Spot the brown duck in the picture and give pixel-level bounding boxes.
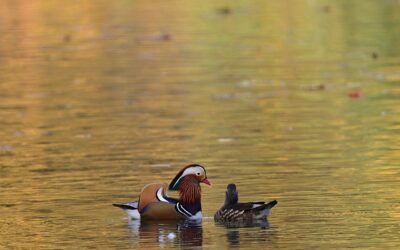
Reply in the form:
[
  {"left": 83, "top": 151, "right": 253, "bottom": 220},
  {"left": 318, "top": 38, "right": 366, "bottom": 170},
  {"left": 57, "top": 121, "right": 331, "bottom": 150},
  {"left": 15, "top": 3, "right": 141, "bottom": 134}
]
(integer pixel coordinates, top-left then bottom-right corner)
[
  {"left": 214, "top": 184, "right": 277, "bottom": 221},
  {"left": 113, "top": 164, "right": 210, "bottom": 220}
]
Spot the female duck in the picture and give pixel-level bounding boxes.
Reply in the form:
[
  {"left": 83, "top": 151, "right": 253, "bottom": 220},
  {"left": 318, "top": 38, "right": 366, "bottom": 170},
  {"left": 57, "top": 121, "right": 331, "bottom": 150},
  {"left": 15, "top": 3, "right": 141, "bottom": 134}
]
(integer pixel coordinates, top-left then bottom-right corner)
[{"left": 214, "top": 184, "right": 277, "bottom": 221}]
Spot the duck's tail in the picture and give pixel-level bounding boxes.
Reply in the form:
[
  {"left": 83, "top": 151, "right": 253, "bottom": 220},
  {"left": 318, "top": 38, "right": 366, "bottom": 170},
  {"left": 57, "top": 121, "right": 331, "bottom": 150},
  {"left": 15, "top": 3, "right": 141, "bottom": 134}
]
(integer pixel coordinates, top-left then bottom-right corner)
[
  {"left": 265, "top": 200, "right": 278, "bottom": 209},
  {"left": 253, "top": 200, "right": 278, "bottom": 219},
  {"left": 113, "top": 201, "right": 138, "bottom": 210},
  {"left": 113, "top": 201, "right": 140, "bottom": 219}
]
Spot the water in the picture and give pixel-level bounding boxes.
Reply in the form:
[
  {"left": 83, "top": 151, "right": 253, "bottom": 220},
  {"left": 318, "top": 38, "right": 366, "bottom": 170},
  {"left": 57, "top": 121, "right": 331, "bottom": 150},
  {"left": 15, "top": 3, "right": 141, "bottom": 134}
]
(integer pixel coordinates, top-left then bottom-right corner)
[{"left": 1, "top": 1, "right": 400, "bottom": 249}]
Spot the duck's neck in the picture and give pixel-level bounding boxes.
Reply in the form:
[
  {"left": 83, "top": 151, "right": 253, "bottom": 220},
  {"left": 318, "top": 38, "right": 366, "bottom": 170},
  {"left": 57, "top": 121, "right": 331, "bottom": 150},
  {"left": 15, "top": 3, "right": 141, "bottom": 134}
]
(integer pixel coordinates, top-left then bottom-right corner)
[
  {"left": 179, "top": 176, "right": 201, "bottom": 205},
  {"left": 225, "top": 190, "right": 238, "bottom": 205}
]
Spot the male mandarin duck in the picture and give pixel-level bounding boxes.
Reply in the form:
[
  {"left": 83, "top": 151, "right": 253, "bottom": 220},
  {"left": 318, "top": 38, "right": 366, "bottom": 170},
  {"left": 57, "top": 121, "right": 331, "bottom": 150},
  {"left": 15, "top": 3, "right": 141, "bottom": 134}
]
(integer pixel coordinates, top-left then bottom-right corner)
[
  {"left": 113, "top": 164, "right": 210, "bottom": 220},
  {"left": 214, "top": 184, "right": 277, "bottom": 222}
]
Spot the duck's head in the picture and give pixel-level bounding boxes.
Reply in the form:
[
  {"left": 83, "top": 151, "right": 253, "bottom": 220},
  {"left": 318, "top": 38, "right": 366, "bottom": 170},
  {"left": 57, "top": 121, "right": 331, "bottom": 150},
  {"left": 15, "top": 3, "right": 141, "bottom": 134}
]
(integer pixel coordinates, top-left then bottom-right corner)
[
  {"left": 169, "top": 164, "right": 211, "bottom": 191},
  {"left": 225, "top": 183, "right": 238, "bottom": 205}
]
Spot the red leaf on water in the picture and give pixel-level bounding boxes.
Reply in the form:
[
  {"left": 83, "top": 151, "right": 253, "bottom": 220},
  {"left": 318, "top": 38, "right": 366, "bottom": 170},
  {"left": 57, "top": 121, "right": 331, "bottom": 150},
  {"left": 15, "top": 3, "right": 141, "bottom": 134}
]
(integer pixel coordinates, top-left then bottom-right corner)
[{"left": 348, "top": 91, "right": 362, "bottom": 98}]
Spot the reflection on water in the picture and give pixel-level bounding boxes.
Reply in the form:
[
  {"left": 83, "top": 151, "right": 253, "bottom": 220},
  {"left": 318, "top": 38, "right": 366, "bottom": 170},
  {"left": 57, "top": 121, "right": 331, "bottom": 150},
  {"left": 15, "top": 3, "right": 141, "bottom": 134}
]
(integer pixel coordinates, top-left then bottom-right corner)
[
  {"left": 124, "top": 219, "right": 274, "bottom": 249},
  {"left": 215, "top": 219, "right": 270, "bottom": 229},
  {"left": 1, "top": 0, "right": 400, "bottom": 249},
  {"left": 127, "top": 220, "right": 203, "bottom": 249},
  {"left": 218, "top": 222, "right": 278, "bottom": 249},
  {"left": 215, "top": 219, "right": 274, "bottom": 248}
]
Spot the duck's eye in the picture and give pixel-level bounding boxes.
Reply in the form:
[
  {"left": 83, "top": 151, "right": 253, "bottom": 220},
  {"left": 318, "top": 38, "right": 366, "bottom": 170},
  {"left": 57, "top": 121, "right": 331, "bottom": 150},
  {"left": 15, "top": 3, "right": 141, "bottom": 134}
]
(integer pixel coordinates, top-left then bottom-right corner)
[{"left": 196, "top": 172, "right": 201, "bottom": 176}]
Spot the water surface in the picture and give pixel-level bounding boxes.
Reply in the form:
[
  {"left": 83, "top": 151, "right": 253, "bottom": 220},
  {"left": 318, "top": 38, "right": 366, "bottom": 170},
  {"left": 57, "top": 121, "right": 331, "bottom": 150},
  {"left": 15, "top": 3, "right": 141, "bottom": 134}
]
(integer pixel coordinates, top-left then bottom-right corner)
[{"left": 1, "top": 1, "right": 400, "bottom": 249}]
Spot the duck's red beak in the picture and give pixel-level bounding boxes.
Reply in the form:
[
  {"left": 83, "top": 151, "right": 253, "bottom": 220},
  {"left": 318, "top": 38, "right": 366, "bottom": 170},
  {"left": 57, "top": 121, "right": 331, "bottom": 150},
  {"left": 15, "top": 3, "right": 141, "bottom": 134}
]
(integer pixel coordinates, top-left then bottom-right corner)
[{"left": 202, "top": 177, "right": 211, "bottom": 186}]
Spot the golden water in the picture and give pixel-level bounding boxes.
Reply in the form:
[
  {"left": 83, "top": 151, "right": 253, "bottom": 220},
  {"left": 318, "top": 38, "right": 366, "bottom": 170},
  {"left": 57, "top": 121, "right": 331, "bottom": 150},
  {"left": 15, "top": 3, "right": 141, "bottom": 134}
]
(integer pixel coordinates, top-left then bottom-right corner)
[{"left": 1, "top": 1, "right": 400, "bottom": 249}]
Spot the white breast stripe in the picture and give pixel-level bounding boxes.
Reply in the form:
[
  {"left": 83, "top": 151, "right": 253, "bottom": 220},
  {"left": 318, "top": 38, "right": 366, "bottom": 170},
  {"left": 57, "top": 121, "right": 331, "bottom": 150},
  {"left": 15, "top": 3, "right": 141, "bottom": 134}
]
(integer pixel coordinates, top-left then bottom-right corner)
[
  {"left": 175, "top": 203, "right": 183, "bottom": 215},
  {"left": 176, "top": 203, "right": 192, "bottom": 217},
  {"left": 156, "top": 188, "right": 169, "bottom": 203},
  {"left": 176, "top": 205, "right": 187, "bottom": 217},
  {"left": 178, "top": 204, "right": 193, "bottom": 217}
]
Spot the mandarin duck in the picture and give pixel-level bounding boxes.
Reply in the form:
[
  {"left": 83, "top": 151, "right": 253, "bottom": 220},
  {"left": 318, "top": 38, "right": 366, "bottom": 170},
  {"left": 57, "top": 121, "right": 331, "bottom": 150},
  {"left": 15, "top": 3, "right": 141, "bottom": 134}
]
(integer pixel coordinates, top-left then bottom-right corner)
[
  {"left": 214, "top": 184, "right": 277, "bottom": 222},
  {"left": 113, "top": 164, "right": 210, "bottom": 220}
]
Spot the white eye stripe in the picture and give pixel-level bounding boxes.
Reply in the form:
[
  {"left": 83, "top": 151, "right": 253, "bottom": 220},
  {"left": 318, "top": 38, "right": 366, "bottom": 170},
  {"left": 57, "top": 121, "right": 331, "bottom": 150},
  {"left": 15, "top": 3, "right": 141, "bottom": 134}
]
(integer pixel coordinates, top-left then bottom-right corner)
[
  {"left": 181, "top": 167, "right": 204, "bottom": 178},
  {"left": 172, "top": 166, "right": 205, "bottom": 188}
]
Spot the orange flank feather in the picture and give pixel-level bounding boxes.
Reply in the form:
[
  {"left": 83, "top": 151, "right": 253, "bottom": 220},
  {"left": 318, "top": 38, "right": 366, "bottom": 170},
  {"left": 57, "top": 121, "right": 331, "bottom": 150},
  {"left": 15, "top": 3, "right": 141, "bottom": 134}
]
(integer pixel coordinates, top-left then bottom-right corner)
[
  {"left": 138, "top": 183, "right": 168, "bottom": 213},
  {"left": 141, "top": 202, "right": 184, "bottom": 220}
]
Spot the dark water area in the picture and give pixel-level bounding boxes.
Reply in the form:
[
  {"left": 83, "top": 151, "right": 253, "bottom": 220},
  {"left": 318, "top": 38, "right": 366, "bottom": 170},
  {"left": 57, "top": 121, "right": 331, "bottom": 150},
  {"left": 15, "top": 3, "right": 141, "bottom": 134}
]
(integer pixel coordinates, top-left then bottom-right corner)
[{"left": 1, "top": 1, "right": 400, "bottom": 249}]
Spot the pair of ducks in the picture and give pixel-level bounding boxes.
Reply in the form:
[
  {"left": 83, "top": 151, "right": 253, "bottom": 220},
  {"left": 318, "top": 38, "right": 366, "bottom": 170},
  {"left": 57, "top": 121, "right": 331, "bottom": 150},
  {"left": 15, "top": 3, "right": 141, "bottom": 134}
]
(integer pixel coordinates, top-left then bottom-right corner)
[{"left": 114, "top": 164, "right": 277, "bottom": 222}]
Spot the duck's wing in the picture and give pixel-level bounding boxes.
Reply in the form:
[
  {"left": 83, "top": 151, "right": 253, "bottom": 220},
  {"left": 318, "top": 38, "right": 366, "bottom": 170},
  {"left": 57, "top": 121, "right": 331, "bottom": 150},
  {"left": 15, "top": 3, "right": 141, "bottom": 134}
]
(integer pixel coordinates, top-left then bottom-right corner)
[
  {"left": 138, "top": 183, "right": 177, "bottom": 212},
  {"left": 215, "top": 200, "right": 278, "bottom": 221},
  {"left": 229, "top": 202, "right": 263, "bottom": 211},
  {"left": 231, "top": 200, "right": 277, "bottom": 212},
  {"left": 138, "top": 183, "right": 187, "bottom": 220}
]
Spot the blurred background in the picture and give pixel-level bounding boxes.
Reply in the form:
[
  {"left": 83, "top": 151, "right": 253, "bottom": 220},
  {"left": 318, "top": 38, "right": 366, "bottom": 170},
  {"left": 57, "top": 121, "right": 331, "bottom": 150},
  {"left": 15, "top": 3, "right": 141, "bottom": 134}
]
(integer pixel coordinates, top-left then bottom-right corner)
[{"left": 1, "top": 0, "right": 399, "bottom": 249}]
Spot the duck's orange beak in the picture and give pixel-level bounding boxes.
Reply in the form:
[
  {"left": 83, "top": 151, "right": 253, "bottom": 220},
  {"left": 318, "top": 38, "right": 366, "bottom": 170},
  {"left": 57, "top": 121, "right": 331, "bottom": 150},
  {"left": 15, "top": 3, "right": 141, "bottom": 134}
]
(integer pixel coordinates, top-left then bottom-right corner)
[{"left": 202, "top": 177, "right": 211, "bottom": 186}]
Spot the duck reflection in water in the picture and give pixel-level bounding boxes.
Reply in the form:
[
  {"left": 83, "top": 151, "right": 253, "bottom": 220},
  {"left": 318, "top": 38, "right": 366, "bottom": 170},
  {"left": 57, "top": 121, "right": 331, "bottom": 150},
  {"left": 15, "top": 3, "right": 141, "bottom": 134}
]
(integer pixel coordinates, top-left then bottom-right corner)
[
  {"left": 217, "top": 220, "right": 276, "bottom": 248},
  {"left": 216, "top": 218, "right": 270, "bottom": 229},
  {"left": 127, "top": 219, "right": 203, "bottom": 248},
  {"left": 216, "top": 217, "right": 271, "bottom": 246}
]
